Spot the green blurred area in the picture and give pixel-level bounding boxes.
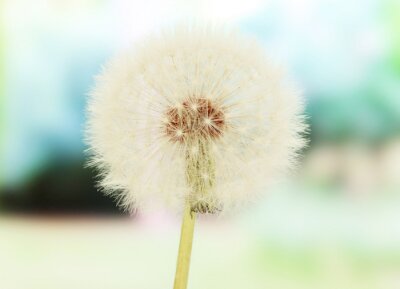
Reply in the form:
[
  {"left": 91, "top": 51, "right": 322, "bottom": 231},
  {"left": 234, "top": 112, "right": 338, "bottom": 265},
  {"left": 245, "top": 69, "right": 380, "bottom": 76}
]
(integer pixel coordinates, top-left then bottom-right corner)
[{"left": 2, "top": 188, "right": 400, "bottom": 289}]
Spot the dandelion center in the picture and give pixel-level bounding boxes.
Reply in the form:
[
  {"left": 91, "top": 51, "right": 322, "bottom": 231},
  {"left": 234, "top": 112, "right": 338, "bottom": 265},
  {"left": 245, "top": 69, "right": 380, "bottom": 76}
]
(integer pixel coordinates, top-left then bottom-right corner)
[{"left": 164, "top": 98, "right": 225, "bottom": 143}]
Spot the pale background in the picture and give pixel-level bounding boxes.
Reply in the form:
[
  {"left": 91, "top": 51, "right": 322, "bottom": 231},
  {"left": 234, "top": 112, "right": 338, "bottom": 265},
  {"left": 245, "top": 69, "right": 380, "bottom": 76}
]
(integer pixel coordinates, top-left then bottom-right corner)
[{"left": 1, "top": 0, "right": 400, "bottom": 288}]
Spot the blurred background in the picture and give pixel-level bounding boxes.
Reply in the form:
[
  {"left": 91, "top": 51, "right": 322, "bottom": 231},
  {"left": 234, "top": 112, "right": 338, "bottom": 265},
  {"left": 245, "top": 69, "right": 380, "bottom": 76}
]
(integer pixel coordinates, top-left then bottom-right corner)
[{"left": 1, "top": 0, "right": 400, "bottom": 288}]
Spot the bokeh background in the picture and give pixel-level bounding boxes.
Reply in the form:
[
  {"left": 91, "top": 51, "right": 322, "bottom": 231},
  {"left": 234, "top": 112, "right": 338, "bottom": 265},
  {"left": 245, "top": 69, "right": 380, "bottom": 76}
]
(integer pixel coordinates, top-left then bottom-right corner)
[{"left": 1, "top": 0, "right": 400, "bottom": 288}]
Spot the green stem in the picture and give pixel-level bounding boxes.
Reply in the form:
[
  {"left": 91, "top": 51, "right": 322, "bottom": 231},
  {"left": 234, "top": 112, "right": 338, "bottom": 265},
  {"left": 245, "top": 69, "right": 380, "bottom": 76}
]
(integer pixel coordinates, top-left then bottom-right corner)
[{"left": 173, "top": 204, "right": 196, "bottom": 289}]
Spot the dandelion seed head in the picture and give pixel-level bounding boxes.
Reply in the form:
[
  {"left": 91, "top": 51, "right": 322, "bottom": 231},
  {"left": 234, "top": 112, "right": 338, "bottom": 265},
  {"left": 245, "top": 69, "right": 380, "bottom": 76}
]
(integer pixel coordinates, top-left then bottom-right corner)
[{"left": 86, "top": 26, "right": 307, "bottom": 215}]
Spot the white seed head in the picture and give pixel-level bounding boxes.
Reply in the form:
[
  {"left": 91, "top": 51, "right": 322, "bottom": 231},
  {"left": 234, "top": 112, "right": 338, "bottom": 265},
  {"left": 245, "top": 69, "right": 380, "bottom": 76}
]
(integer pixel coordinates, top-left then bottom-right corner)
[{"left": 86, "top": 26, "right": 307, "bottom": 215}]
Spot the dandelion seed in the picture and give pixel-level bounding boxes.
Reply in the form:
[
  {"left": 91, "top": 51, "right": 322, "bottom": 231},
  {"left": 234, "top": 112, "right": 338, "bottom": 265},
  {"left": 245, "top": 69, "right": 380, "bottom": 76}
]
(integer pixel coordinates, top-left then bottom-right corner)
[
  {"left": 190, "top": 146, "right": 198, "bottom": 155},
  {"left": 203, "top": 118, "right": 212, "bottom": 125},
  {"left": 176, "top": 129, "right": 183, "bottom": 137}
]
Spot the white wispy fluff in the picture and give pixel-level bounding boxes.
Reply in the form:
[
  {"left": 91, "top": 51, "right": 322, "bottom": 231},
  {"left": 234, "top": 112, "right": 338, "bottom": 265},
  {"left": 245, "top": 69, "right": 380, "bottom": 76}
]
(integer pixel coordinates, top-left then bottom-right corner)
[{"left": 86, "top": 26, "right": 307, "bottom": 214}]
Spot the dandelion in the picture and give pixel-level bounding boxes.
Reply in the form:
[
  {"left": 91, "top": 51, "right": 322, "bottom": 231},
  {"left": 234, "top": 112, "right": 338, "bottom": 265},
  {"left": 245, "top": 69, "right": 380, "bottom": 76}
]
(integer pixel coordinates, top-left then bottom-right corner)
[{"left": 86, "top": 26, "right": 307, "bottom": 289}]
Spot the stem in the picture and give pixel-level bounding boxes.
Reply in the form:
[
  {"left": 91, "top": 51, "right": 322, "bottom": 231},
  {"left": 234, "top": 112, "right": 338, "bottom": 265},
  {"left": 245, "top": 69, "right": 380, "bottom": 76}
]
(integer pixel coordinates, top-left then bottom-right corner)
[{"left": 173, "top": 204, "right": 196, "bottom": 289}]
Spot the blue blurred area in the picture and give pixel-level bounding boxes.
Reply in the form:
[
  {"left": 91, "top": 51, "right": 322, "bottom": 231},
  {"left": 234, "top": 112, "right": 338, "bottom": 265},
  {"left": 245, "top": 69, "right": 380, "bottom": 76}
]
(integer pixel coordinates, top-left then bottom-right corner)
[
  {"left": 3, "top": 6, "right": 112, "bottom": 185},
  {"left": 240, "top": 1, "right": 400, "bottom": 144},
  {"left": 0, "top": 1, "right": 118, "bottom": 212}
]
